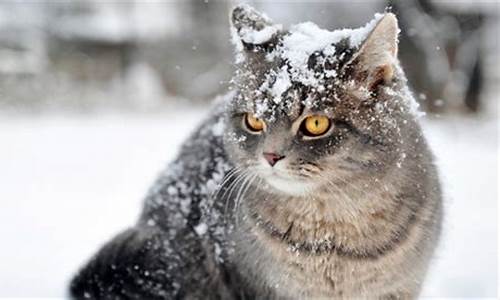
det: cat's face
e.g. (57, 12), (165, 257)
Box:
(226, 92), (354, 196)
(224, 5), (414, 196)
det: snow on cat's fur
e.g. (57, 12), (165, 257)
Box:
(70, 5), (442, 299)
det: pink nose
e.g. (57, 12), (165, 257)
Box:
(263, 152), (285, 167)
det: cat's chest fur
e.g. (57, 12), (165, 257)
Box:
(231, 185), (428, 299)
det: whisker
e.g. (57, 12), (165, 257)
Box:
(213, 167), (240, 199)
(222, 170), (250, 221)
(235, 174), (259, 228)
(233, 176), (250, 219)
(220, 170), (246, 201)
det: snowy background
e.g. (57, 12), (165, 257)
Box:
(0, 1), (498, 298)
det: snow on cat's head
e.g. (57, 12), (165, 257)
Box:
(224, 4), (420, 197)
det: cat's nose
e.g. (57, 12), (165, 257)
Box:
(263, 152), (285, 167)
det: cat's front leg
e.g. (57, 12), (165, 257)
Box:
(69, 226), (178, 299)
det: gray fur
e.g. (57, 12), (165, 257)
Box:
(70, 5), (442, 300)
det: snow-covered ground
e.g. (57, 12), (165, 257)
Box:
(0, 108), (496, 298)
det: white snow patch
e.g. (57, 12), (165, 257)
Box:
(275, 13), (383, 87)
(211, 117), (225, 136)
(167, 186), (178, 196)
(255, 98), (270, 118)
(227, 132), (247, 143)
(239, 24), (282, 45)
(269, 67), (292, 104)
(230, 26), (245, 64)
(194, 223), (208, 236)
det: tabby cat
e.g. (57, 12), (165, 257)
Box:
(70, 5), (442, 299)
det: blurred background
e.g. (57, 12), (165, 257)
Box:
(0, 0), (497, 298)
(0, 0), (497, 113)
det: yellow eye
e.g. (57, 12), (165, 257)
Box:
(244, 113), (265, 132)
(302, 115), (331, 137)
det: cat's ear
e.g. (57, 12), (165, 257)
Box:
(348, 13), (399, 92)
(230, 4), (282, 56)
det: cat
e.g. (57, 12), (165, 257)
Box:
(70, 5), (442, 299)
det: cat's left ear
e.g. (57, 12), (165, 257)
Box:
(230, 4), (282, 57)
(349, 13), (399, 92)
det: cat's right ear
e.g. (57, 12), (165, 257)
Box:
(230, 4), (282, 60)
(346, 13), (399, 94)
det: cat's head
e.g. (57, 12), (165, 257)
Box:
(224, 5), (418, 196)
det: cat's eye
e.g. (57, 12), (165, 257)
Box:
(301, 115), (331, 137)
(244, 113), (265, 133)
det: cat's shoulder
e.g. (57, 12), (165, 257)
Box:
(185, 91), (236, 143)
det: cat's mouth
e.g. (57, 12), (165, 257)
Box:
(256, 162), (317, 196)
